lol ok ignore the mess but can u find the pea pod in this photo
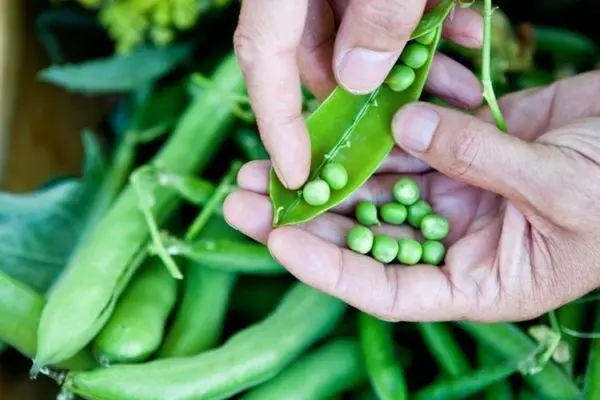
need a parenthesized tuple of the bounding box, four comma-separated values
(269, 0, 454, 227)
(456, 322, 581, 400)
(173, 238, 286, 275)
(92, 258, 178, 364)
(478, 345, 514, 400)
(229, 277, 293, 322)
(584, 305, 600, 398)
(0, 270, 95, 370)
(414, 359, 519, 400)
(64, 283, 346, 400)
(35, 53, 245, 368)
(416, 322, 470, 378)
(359, 312, 408, 400)
(241, 338, 366, 400)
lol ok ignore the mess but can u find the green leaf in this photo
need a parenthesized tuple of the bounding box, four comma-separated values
(38, 43, 192, 94)
(0, 179, 97, 293)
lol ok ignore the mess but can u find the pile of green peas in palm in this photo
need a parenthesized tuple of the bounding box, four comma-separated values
(346, 177, 449, 266)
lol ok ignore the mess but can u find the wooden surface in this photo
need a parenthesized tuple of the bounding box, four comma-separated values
(0, 0, 112, 192)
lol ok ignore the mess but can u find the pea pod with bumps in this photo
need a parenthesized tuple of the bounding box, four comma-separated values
(92, 258, 178, 364)
(269, 0, 455, 227)
(63, 283, 346, 400)
(34, 53, 245, 369)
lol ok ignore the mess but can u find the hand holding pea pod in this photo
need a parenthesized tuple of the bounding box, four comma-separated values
(233, 0, 485, 190)
(225, 71, 600, 324)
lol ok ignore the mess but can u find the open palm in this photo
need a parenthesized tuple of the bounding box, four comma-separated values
(225, 71, 600, 322)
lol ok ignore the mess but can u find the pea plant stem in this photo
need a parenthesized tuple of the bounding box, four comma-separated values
(482, 0, 508, 132)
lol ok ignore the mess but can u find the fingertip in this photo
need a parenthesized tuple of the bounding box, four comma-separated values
(443, 8, 484, 49)
(426, 53, 483, 109)
(222, 190, 273, 244)
(237, 160, 271, 193)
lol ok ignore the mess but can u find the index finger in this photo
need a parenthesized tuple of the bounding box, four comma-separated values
(233, 0, 311, 189)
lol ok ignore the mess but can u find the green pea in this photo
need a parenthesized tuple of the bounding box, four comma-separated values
(380, 203, 408, 225)
(421, 214, 450, 241)
(385, 65, 416, 92)
(393, 178, 420, 206)
(416, 30, 437, 45)
(397, 239, 423, 265)
(355, 201, 380, 226)
(407, 200, 433, 228)
(372, 235, 399, 264)
(400, 43, 430, 69)
(347, 226, 374, 255)
(321, 163, 348, 190)
(421, 241, 446, 265)
(303, 179, 331, 206)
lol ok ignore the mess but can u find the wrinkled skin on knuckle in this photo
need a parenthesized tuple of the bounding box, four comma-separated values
(349, 0, 420, 49)
(446, 127, 482, 179)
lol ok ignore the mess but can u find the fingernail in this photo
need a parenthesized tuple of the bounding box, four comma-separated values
(393, 106, 440, 152)
(336, 48, 396, 94)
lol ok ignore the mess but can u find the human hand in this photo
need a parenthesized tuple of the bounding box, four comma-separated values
(224, 71, 600, 323)
(233, 0, 485, 190)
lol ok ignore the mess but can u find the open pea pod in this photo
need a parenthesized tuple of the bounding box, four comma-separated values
(269, 0, 454, 227)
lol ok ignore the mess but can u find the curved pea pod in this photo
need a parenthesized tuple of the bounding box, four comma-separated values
(158, 266, 236, 358)
(359, 312, 408, 400)
(269, 0, 454, 227)
(92, 259, 178, 364)
(159, 217, 240, 358)
(478, 345, 514, 400)
(0, 270, 95, 370)
(241, 338, 366, 400)
(416, 322, 471, 378)
(64, 283, 346, 400)
(175, 238, 286, 275)
(456, 322, 581, 400)
(414, 358, 520, 400)
(35, 52, 245, 368)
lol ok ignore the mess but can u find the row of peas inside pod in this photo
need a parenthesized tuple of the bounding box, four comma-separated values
(298, 32, 437, 207)
(347, 178, 450, 266)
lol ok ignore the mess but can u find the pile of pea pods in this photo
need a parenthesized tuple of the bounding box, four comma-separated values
(0, 1, 593, 399)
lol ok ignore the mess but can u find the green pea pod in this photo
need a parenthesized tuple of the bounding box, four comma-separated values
(175, 238, 286, 275)
(414, 359, 519, 400)
(456, 322, 581, 400)
(35, 53, 245, 368)
(584, 305, 600, 398)
(92, 259, 178, 364)
(64, 283, 346, 400)
(241, 338, 366, 400)
(417, 322, 471, 378)
(557, 301, 586, 376)
(269, 1, 453, 227)
(359, 312, 408, 400)
(0, 270, 95, 370)
(158, 266, 235, 358)
(478, 345, 514, 400)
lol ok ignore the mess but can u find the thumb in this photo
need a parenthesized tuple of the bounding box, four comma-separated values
(391, 103, 560, 213)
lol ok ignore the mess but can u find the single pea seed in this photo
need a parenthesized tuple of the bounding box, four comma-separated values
(380, 203, 408, 225)
(407, 200, 433, 228)
(302, 179, 331, 206)
(397, 239, 423, 265)
(321, 163, 348, 190)
(355, 201, 380, 226)
(421, 240, 446, 265)
(393, 177, 420, 206)
(400, 43, 430, 69)
(385, 65, 416, 92)
(416, 30, 436, 45)
(421, 214, 450, 241)
(347, 226, 374, 255)
(372, 235, 399, 264)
